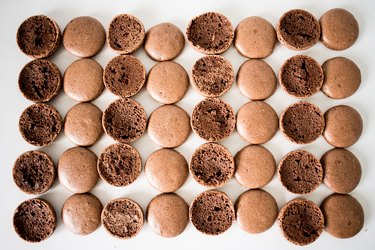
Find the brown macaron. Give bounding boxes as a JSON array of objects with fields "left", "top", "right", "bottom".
[
  {"left": 146, "top": 61, "right": 189, "bottom": 104},
  {"left": 280, "top": 101, "right": 325, "bottom": 144},
  {"left": 189, "top": 190, "right": 235, "bottom": 235},
  {"left": 323, "top": 105, "right": 363, "bottom": 148},
  {"left": 144, "top": 22, "right": 185, "bottom": 61},
  {"left": 279, "top": 55, "right": 324, "bottom": 98},
  {"left": 278, "top": 150, "right": 323, "bottom": 194},
  {"left": 64, "top": 103, "right": 103, "bottom": 147},
  {"left": 19, "top": 59, "right": 62, "bottom": 103},
  {"left": 17, "top": 15, "right": 61, "bottom": 59},
  {"left": 104, "top": 55, "right": 146, "bottom": 98},
  {"left": 321, "top": 148, "right": 361, "bottom": 194},
  {"left": 102, "top": 98, "right": 147, "bottom": 143},
  {"left": 147, "top": 193, "right": 189, "bottom": 238},
  {"left": 63, "top": 16, "right": 105, "bottom": 58},
  {"left": 320, "top": 8, "right": 359, "bottom": 51},
  {"left": 276, "top": 9, "right": 320, "bottom": 50},
  {"left": 145, "top": 148, "right": 188, "bottom": 192},
  {"left": 234, "top": 145, "right": 276, "bottom": 189},
  {"left": 191, "top": 55, "right": 234, "bottom": 97},
  {"left": 234, "top": 16, "right": 276, "bottom": 58},
  {"left": 237, "top": 59, "right": 277, "bottom": 100},
  {"left": 147, "top": 105, "right": 190, "bottom": 148},
  {"left": 108, "top": 14, "right": 145, "bottom": 54},
  {"left": 322, "top": 57, "right": 361, "bottom": 99},
  {"left": 19, "top": 103, "right": 62, "bottom": 146},
  {"left": 235, "top": 189, "right": 278, "bottom": 234},
  {"left": 191, "top": 98, "right": 235, "bottom": 142},
  {"left": 186, "top": 12, "right": 234, "bottom": 55},
  {"left": 102, "top": 198, "right": 144, "bottom": 239},
  {"left": 13, "top": 150, "right": 56, "bottom": 195},
  {"left": 13, "top": 198, "right": 56, "bottom": 242},
  {"left": 190, "top": 143, "right": 235, "bottom": 188},
  {"left": 63, "top": 58, "right": 104, "bottom": 102},
  {"left": 320, "top": 193, "right": 364, "bottom": 238},
  {"left": 97, "top": 143, "right": 142, "bottom": 187},
  {"left": 236, "top": 101, "right": 278, "bottom": 144},
  {"left": 278, "top": 199, "right": 324, "bottom": 246},
  {"left": 58, "top": 147, "right": 99, "bottom": 193}
]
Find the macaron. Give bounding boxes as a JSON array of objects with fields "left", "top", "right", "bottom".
[
  {"left": 19, "top": 59, "right": 62, "bottom": 103},
  {"left": 190, "top": 143, "right": 234, "bottom": 187},
  {"left": 235, "top": 189, "right": 278, "bottom": 234},
  {"left": 236, "top": 101, "right": 278, "bottom": 144},
  {"left": 64, "top": 103, "right": 103, "bottom": 147},
  {"left": 234, "top": 16, "right": 276, "bottom": 58},
  {"left": 186, "top": 12, "right": 234, "bottom": 55},
  {"left": 323, "top": 105, "right": 363, "bottom": 148},
  {"left": 144, "top": 22, "right": 185, "bottom": 61},
  {"left": 102, "top": 198, "right": 144, "bottom": 239},
  {"left": 321, "top": 148, "right": 361, "bottom": 194},
  {"left": 146, "top": 193, "right": 189, "bottom": 238},
  {"left": 191, "top": 98, "right": 235, "bottom": 142},
  {"left": 320, "top": 8, "right": 359, "bottom": 50},
  {"left": 145, "top": 148, "right": 188, "bottom": 192},
  {"left": 189, "top": 190, "right": 235, "bottom": 235},
  {"left": 280, "top": 101, "right": 324, "bottom": 144},
  {"left": 61, "top": 193, "right": 103, "bottom": 235},
  {"left": 236, "top": 59, "right": 277, "bottom": 100},
  {"left": 13, "top": 198, "right": 56, "bottom": 242},
  {"left": 97, "top": 143, "right": 142, "bottom": 187},
  {"left": 58, "top": 147, "right": 99, "bottom": 193},
  {"left": 146, "top": 61, "right": 189, "bottom": 104},
  {"left": 234, "top": 145, "right": 276, "bottom": 189},
  {"left": 103, "top": 55, "right": 146, "bottom": 98},
  {"left": 278, "top": 150, "right": 323, "bottom": 194},
  {"left": 277, "top": 9, "right": 320, "bottom": 50},
  {"left": 17, "top": 15, "right": 61, "bottom": 59},
  {"left": 191, "top": 55, "right": 234, "bottom": 97},
  {"left": 102, "top": 98, "right": 147, "bottom": 143},
  {"left": 108, "top": 14, "right": 145, "bottom": 54},
  {"left": 147, "top": 105, "right": 190, "bottom": 148},
  {"left": 63, "top": 16, "right": 105, "bottom": 58},
  {"left": 63, "top": 58, "right": 104, "bottom": 102},
  {"left": 322, "top": 57, "right": 361, "bottom": 99},
  {"left": 279, "top": 55, "right": 323, "bottom": 98},
  {"left": 13, "top": 150, "right": 56, "bottom": 195},
  {"left": 19, "top": 103, "right": 62, "bottom": 146},
  {"left": 278, "top": 199, "right": 324, "bottom": 246},
  {"left": 320, "top": 193, "right": 364, "bottom": 238}
]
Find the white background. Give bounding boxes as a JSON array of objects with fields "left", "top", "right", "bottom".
[{"left": 0, "top": 0, "right": 374, "bottom": 249}]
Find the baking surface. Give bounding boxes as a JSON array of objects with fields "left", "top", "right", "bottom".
[{"left": 1, "top": 0, "right": 374, "bottom": 249}]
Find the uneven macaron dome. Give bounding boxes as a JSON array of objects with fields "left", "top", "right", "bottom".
[
  {"left": 280, "top": 101, "right": 324, "bottom": 144},
  {"left": 13, "top": 198, "right": 56, "bottom": 242},
  {"left": 17, "top": 15, "right": 61, "bottom": 59},
  {"left": 13, "top": 150, "right": 56, "bottom": 195},
  {"left": 190, "top": 143, "right": 234, "bottom": 187},
  {"left": 102, "top": 98, "right": 146, "bottom": 143},
  {"left": 19, "top": 103, "right": 62, "bottom": 146},
  {"left": 191, "top": 55, "right": 234, "bottom": 97},
  {"left": 186, "top": 12, "right": 234, "bottom": 55},
  {"left": 277, "top": 9, "right": 320, "bottom": 50},
  {"left": 108, "top": 14, "right": 145, "bottom": 54},
  {"left": 279, "top": 55, "right": 323, "bottom": 98},
  {"left": 189, "top": 190, "right": 235, "bottom": 235},
  {"left": 19, "top": 59, "right": 62, "bottom": 103}
]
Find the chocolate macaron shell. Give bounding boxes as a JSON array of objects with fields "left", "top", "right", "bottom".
[
  {"left": 278, "top": 198, "right": 324, "bottom": 246},
  {"left": 186, "top": 12, "right": 234, "bottom": 55},
  {"left": 189, "top": 190, "right": 235, "bottom": 235},
  {"left": 13, "top": 198, "right": 57, "bottom": 242},
  {"left": 101, "top": 198, "right": 144, "bottom": 239}
]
